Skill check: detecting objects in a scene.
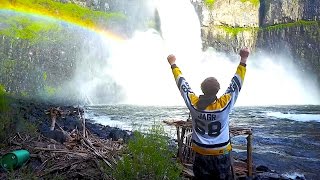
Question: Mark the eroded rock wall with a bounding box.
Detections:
[260,0,320,26]
[192,0,320,88]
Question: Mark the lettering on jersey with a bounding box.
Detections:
[198,113,216,121]
[195,113,221,137]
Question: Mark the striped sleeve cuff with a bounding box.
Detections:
[240,62,246,67]
[171,64,178,69]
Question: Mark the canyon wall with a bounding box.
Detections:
[191,0,320,87]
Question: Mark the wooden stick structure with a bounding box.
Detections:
[163,120,253,179]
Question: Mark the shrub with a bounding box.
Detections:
[113,124,182,180]
[0,84,11,142]
[0,85,38,142]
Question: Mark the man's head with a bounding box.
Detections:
[201,77,220,96]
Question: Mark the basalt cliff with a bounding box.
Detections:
[191,0,320,87]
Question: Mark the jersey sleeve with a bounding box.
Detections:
[171,66,197,109]
[224,63,246,107]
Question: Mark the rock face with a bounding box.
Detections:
[191,0,320,89]
[260,0,320,26]
[191,0,260,52]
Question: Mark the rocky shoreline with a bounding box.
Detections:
[7,98,132,143]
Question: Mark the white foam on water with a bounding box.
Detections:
[89,115,132,130]
[282,172,306,180]
[266,112,320,122]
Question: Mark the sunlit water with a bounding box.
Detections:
[85,105,320,179]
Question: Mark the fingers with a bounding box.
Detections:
[167,54,175,60]
[167,54,176,65]
[240,48,250,58]
[241,47,250,53]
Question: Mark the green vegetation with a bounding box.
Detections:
[20,91,29,98]
[218,25,258,37]
[42,72,57,97]
[0,16,62,43]
[43,85,57,97]
[240,0,260,7]
[0,78,38,142]
[0,84,10,142]
[0,0,126,43]
[113,125,182,180]
[0,84,8,112]
[43,72,47,81]
[0,58,39,96]
[263,20,319,31]
[216,20,319,38]
[0,59,17,76]
[0,114,12,143]
[205,0,259,9]
[204,0,216,9]
[2,0,125,27]
[0,91,38,142]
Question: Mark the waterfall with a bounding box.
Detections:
[77,0,319,106]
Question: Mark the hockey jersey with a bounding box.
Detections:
[171,63,246,155]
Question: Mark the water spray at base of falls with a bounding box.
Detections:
[76,0,320,106]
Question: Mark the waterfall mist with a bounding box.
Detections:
[74,0,320,106]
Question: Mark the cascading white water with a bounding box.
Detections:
[76,0,320,106]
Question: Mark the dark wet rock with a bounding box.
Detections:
[0,167,5,173]
[11,100,133,143]
[256,165,271,172]
[42,130,68,144]
[109,128,130,141]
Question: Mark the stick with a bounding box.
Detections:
[50,115,56,131]
[34,147,88,157]
[247,131,253,178]
[55,122,72,141]
[78,106,86,138]
[81,139,113,169]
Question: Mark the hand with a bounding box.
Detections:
[167,54,176,65]
[239,48,250,64]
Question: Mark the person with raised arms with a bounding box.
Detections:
[167,48,250,180]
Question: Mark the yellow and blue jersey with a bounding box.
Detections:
[171,63,246,155]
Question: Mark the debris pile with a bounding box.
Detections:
[0,106,126,179]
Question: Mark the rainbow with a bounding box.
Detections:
[0,0,125,42]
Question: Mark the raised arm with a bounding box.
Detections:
[225,48,249,105]
[167,54,197,109]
